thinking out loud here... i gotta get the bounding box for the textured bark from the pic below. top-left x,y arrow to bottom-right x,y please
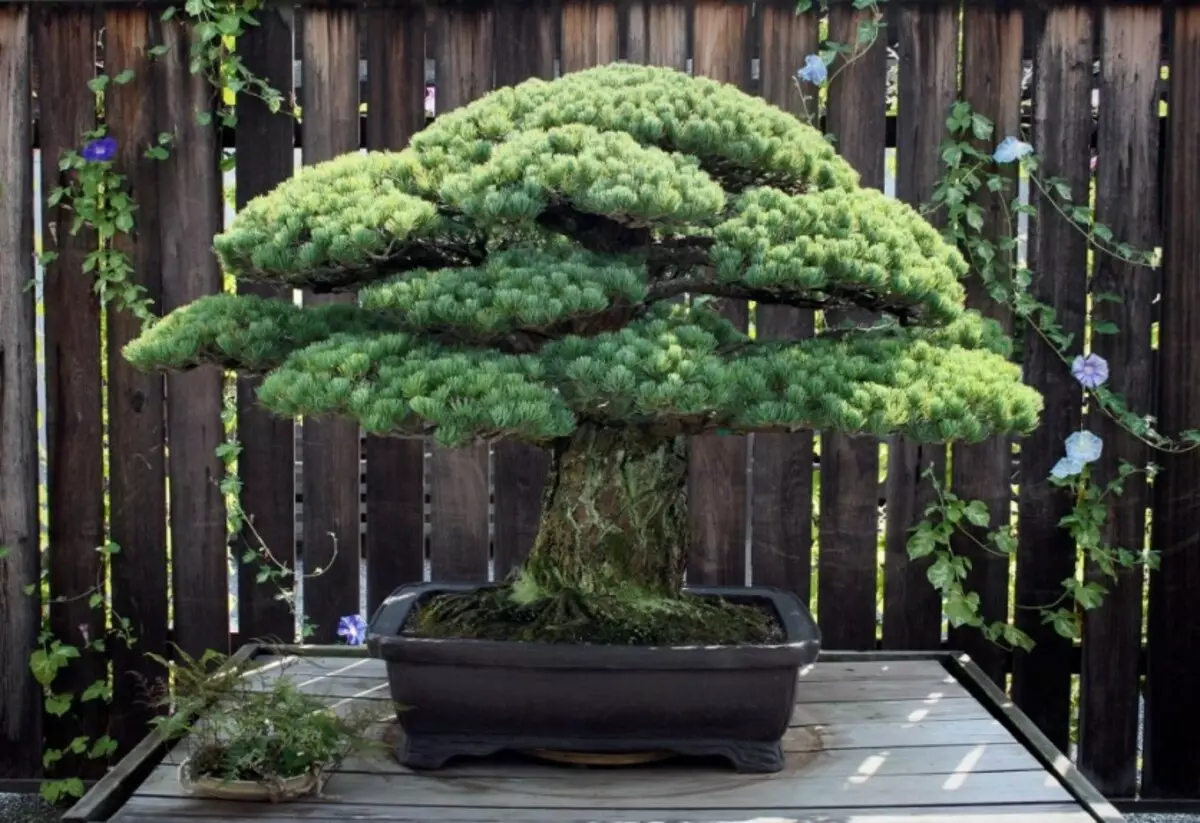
525,427 -> 688,596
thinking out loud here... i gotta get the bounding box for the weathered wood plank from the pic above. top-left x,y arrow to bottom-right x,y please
363,3 -> 426,611
948,0 -> 1022,688
560,0 -> 617,74
159,15 -> 229,660
686,0 -> 752,588
1144,1 -> 1200,801
253,656 -> 956,684
1013,4 -> 1094,752
427,4 -> 494,583
493,1 -> 557,87
622,0 -> 645,62
882,0 -> 957,651
36,5 -> 107,776
135,763 -> 1071,808
489,11 -> 555,580
751,1 -> 818,604
104,6 -> 170,753
0,3 -> 40,779
807,659 -> 952,681
818,0 -> 888,650
234,0 -> 298,644
299,6 -> 363,641
644,0 -> 686,70
115,800 -> 1098,823
1077,2 -> 1160,800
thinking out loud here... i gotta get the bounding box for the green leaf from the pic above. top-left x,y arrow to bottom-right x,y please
1092,321 -> 1119,335
161,5 -> 177,20
941,144 -> 964,167
45,693 -> 73,717
963,500 -> 990,527
68,736 -> 89,755
114,68 -> 136,85
148,44 -> 170,58
89,735 -> 119,760
196,110 -> 214,126
927,556 -> 957,590
1002,623 -> 1035,652
970,113 -> 994,140
145,146 -> 170,160
81,681 -> 111,703
87,75 -> 110,93
907,528 -> 937,560
30,650 -> 59,686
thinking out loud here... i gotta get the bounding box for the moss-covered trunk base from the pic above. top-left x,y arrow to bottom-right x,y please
410,426 -> 780,645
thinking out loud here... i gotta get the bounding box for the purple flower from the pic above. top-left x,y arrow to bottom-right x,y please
82,136 -> 118,163
797,55 -> 827,86
993,136 -> 1032,165
337,614 -> 367,645
1071,353 -> 1109,389
1065,431 -> 1103,464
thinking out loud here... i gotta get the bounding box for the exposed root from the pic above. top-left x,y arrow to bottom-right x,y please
405,584 -> 782,646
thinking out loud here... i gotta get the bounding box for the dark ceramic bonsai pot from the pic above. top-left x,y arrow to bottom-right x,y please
366,582 -> 821,773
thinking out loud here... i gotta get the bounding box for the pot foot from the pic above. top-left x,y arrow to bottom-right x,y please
396,733 -> 785,773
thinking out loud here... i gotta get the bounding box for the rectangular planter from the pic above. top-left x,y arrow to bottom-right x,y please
366,582 -> 821,773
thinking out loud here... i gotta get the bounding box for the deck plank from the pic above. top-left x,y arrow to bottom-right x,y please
109,654 -> 1104,822
134,764 -> 1071,807
116,798 -> 1097,821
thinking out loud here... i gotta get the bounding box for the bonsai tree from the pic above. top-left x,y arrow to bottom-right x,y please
126,64 -> 1041,645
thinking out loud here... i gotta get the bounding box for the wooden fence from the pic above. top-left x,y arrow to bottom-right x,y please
0,0 -> 1198,804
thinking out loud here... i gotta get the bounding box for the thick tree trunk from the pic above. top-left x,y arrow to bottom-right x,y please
523,426 -> 688,597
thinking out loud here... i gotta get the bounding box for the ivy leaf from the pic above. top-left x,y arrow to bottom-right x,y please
114,69 -> 136,85
87,74 -> 110,93
1002,623 -> 1035,652
45,692 -> 73,717
81,681 -> 112,703
907,528 -> 937,560
89,735 -> 119,760
963,500 -> 990,527
68,736 -> 89,755
927,556 -> 957,590
1092,321 -> 1119,335
1047,608 -> 1080,640
970,113 -> 993,140
30,650 -> 59,686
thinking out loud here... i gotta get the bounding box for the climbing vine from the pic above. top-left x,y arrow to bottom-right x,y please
33,0 -> 292,804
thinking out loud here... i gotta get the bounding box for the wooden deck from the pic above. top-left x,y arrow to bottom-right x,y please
70,651 -> 1123,822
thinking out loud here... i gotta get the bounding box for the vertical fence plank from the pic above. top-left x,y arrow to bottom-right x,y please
37,6 -> 107,776
1078,3 -> 1160,798
645,0 -> 686,70
0,4 -> 40,778
882,1 -> 957,651
949,0 -> 1023,687
158,17 -> 229,661
492,8 -> 556,581
1013,4 -> 1093,751
818,2 -> 887,648
751,0 -> 816,601
1145,3 -> 1200,801
560,0 -> 617,74
688,0 -> 751,587
428,4 -> 493,583
494,1 -> 556,88
300,7 -> 362,639
623,1 -> 646,63
105,7 -> 168,752
234,2 -> 297,642
363,4 -> 427,611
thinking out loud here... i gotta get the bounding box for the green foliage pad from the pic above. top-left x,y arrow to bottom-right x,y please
125,64 -> 1044,642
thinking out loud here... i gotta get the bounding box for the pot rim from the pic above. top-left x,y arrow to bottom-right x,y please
366,582 -> 822,670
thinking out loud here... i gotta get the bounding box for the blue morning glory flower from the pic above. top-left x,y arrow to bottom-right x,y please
1065,431 -> 1103,464
797,55 -> 828,86
337,614 -> 367,645
993,136 -> 1032,164
1071,353 -> 1109,389
82,136 -> 118,163
1050,455 -> 1085,480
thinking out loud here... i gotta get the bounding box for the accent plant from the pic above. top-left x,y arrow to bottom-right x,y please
125,64 -> 1042,646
